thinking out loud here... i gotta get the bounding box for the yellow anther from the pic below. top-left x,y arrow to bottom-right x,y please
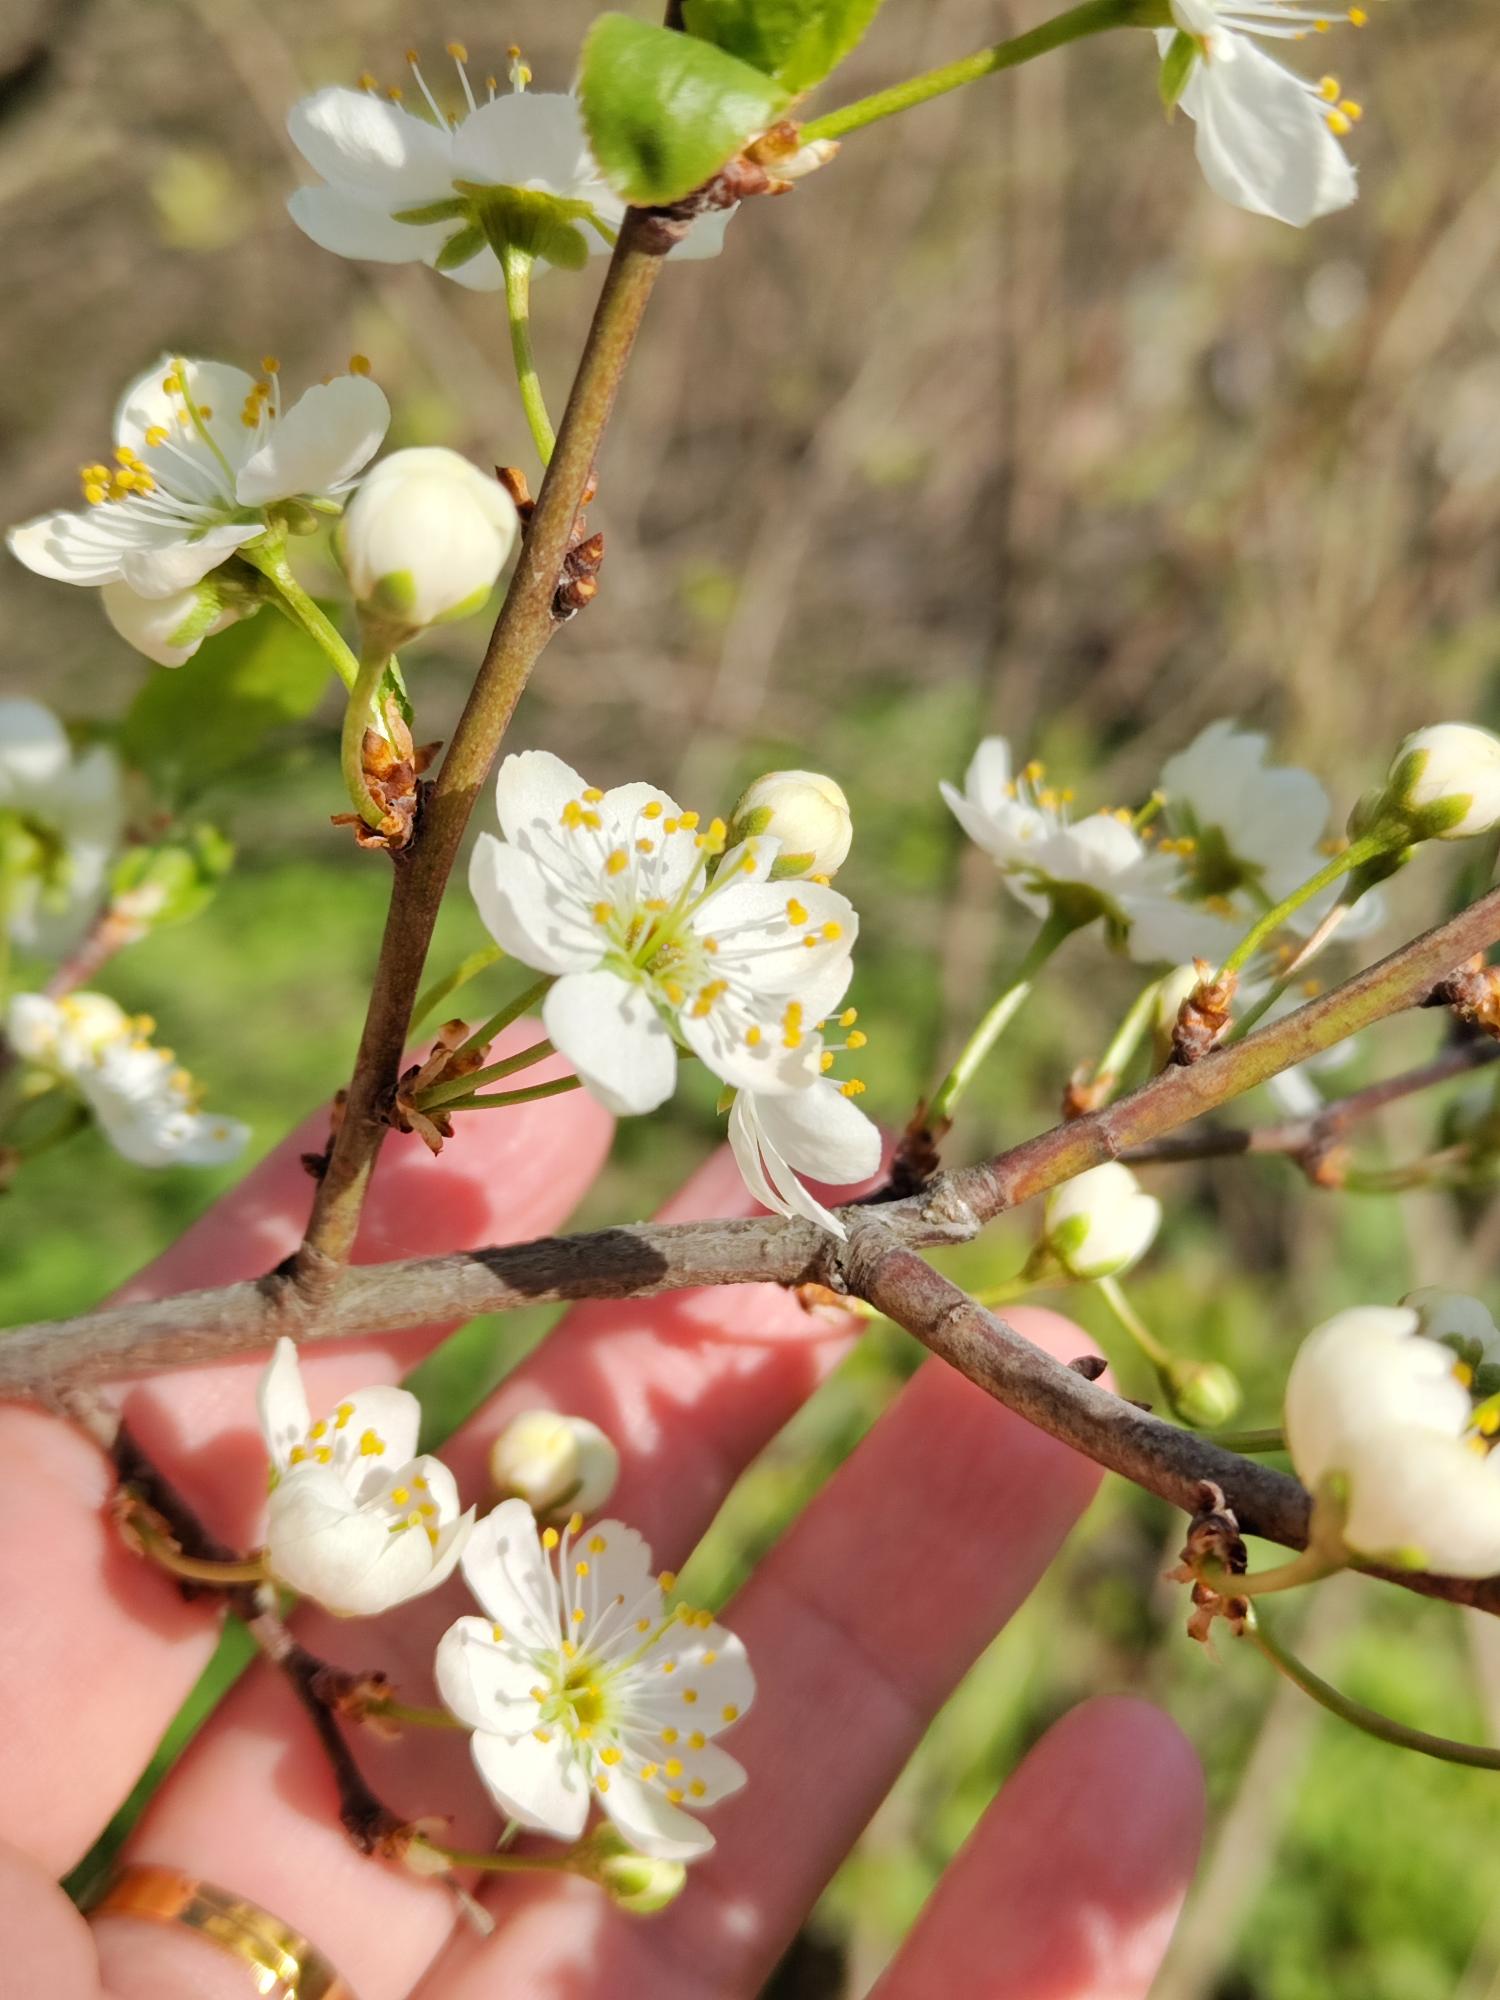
696,1610 -> 713,1628
786,898 -> 809,925
701,1649 -> 717,1664
641,800 -> 663,819
682,1688 -> 699,1705
390,1486 -> 410,1505
1348,5 -> 1367,20
144,425 -> 170,447
572,1607 -> 586,1624
405,1510 -> 423,1530
1327,109 -> 1351,135
840,1078 -> 867,1098
1318,74 -> 1340,99
636,1617 -> 652,1633
542,1526 -> 560,1549
315,1446 -> 333,1465
561,1639 -> 577,1659
689,1730 -> 706,1748
661,1727 -> 679,1745
533,1727 -> 553,1743
593,903 -> 613,925
446,39 -> 469,59
662,1660 -> 676,1675
358,71 -> 379,91
289,1445 -> 309,1465
1455,1362 -> 1476,1389
704,938 -> 719,955
600,1746 -> 622,1765
696,817 -> 728,851
405,46 -> 420,63
663,817 -> 679,835
659,1570 -> 677,1591
309,1420 -> 328,1440
568,1511 -> 583,1536
640,1762 -> 659,1780
413,1476 -> 428,1491
1315,15 -> 1330,28
1340,99 -> 1363,120
722,1704 -> 739,1723
596,1773 -> 610,1792
1480,1409 -> 1500,1437
678,811 -> 700,831
335,1401 -> 355,1428
348,354 -> 372,377
664,1758 -> 684,1778
359,1428 -> 386,1456
810,873 -> 831,886
605,848 -> 629,876
645,898 -> 668,912
489,1623 -> 504,1643
530,1685 -> 547,1701
820,1052 -> 835,1073
666,1787 -> 685,1805
782,1002 -> 804,1050
575,1560 -> 590,1577
589,1534 -> 607,1552
1024,760 -> 1044,783
581,786 -> 604,803
662,979 -> 685,1007
386,85 -> 405,100
746,1025 -> 764,1047
636,838 -> 656,855
821,921 -> 843,942
846,1029 -> 868,1049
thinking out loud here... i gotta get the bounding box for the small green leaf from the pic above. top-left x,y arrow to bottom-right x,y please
120,606 -> 331,796
111,824 -> 235,929
1158,29 -> 1198,114
682,0 -> 887,94
580,14 -> 788,206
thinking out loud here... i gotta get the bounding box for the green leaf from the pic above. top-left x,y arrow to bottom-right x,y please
111,824 -> 235,929
580,14 -> 788,206
682,0 -> 887,94
120,605 -> 331,795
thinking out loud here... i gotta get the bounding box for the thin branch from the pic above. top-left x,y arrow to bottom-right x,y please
9,885 -> 1500,1394
1122,1037 -> 1499,1168
296,210 -> 677,1285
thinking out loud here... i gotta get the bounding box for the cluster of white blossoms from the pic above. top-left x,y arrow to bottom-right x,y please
0,697 -> 124,957
254,1345 -> 746,1872
285,48 -> 730,291
5,992 -> 247,1168
469,751 -> 880,1234
1285,1292 -> 1500,1577
1157,0 -> 1368,228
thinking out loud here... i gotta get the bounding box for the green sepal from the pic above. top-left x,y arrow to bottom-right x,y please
392,197 -> 470,225
1158,29 -> 1197,114
434,222 -> 487,273
768,850 -> 816,880
580,14 -> 789,206
461,184 -> 595,269
681,0 -> 887,94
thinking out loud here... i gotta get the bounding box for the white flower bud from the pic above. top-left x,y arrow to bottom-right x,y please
339,447 -> 520,634
729,770 -> 853,880
1042,1162 -> 1161,1280
487,1409 -> 619,1520
102,577 -> 245,668
1381,724 -> 1500,841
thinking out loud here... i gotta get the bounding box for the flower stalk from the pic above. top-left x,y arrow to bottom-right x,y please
243,540 -> 363,694
927,907 -> 1082,1132
341,643 -> 398,833
501,245 -> 557,467
1216,832 -> 1392,985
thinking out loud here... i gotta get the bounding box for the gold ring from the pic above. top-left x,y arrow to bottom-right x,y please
90,1864 -> 357,1998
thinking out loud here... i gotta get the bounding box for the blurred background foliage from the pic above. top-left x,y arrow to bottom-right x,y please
4,0 -> 1500,1991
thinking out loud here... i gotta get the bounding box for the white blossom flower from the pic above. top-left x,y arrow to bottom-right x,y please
0,699 -> 124,955
1378,724 -> 1500,842
1041,1161 -> 1162,1280
1157,0 -> 1363,228
1284,1303 -> 1500,1576
339,446 -> 520,633
8,354 -> 388,601
729,770 -> 853,880
436,1499 -> 753,1860
287,55 -> 730,291
489,1410 -> 620,1520
728,1067 -> 881,1240
468,751 -> 858,1116
257,1338 -> 474,1617
1158,720 -> 1381,941
101,576 -> 251,669
941,737 -> 1242,966
5,991 -> 247,1168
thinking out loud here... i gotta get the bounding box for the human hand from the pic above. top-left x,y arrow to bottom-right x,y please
1,1070 -> 1203,1999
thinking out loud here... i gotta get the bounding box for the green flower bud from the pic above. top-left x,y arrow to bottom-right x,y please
1164,1358 -> 1243,1430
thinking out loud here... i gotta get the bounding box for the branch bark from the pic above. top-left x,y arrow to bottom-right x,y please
8,883 -> 1500,1391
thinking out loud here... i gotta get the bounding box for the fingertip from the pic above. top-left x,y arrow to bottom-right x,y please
1039,1695 -> 1206,1845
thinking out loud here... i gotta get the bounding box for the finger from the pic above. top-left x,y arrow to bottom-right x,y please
419,1311 -> 1107,1999
1,1043 -> 612,1873
872,1698 -> 1204,2000
93,1147 -> 866,2000
0,1838 -> 101,2000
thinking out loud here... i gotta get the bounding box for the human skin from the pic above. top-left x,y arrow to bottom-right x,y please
0,1043 -> 1203,1998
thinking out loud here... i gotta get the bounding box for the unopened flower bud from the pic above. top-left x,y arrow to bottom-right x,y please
1042,1162 -> 1161,1280
339,447 -> 520,637
582,1829 -> 687,1914
729,770 -> 852,880
102,577 -> 249,668
1372,724 -> 1500,843
1163,1357 -> 1243,1430
488,1409 -> 619,1520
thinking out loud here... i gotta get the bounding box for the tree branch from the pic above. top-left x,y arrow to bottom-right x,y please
8,884 -> 1500,1392
296,211 -> 674,1284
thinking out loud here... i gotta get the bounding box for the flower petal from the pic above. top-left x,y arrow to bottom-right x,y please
287,87 -> 455,201
1284,1307 -> 1471,1489
1181,35 -> 1357,228
1342,1425 -> 1500,1577
544,969 -> 677,1116
754,1082 -> 882,1188
494,749 -> 593,846
597,1769 -> 715,1862
8,509 -> 133,587
286,184 -> 453,267
118,523 -> 266,598
450,92 -> 598,196
115,356 -> 261,480
237,377 -> 390,506
467,833 -> 600,975
460,1496 -> 558,1646
471,1726 -> 591,1839
257,1337 -> 310,1474
434,1615 -> 546,1733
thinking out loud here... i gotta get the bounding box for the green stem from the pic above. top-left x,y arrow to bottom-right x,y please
417,1038 -> 556,1110
369,1700 -> 466,1731
801,0 -> 1143,144
1095,1273 -> 1174,1372
972,1272 -> 1050,1309
1089,978 -> 1163,1104
410,944 -> 506,1037
414,1838 -> 574,1875
1217,834 -> 1391,983
439,1075 -> 582,1114
243,543 -> 362,693
1222,1544 -> 1345,1601
340,645 -> 395,833
503,246 -> 556,467
454,976 -> 554,1060
1247,1609 -> 1500,1770
927,908 -> 1081,1128
1211,1427 -> 1286,1454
